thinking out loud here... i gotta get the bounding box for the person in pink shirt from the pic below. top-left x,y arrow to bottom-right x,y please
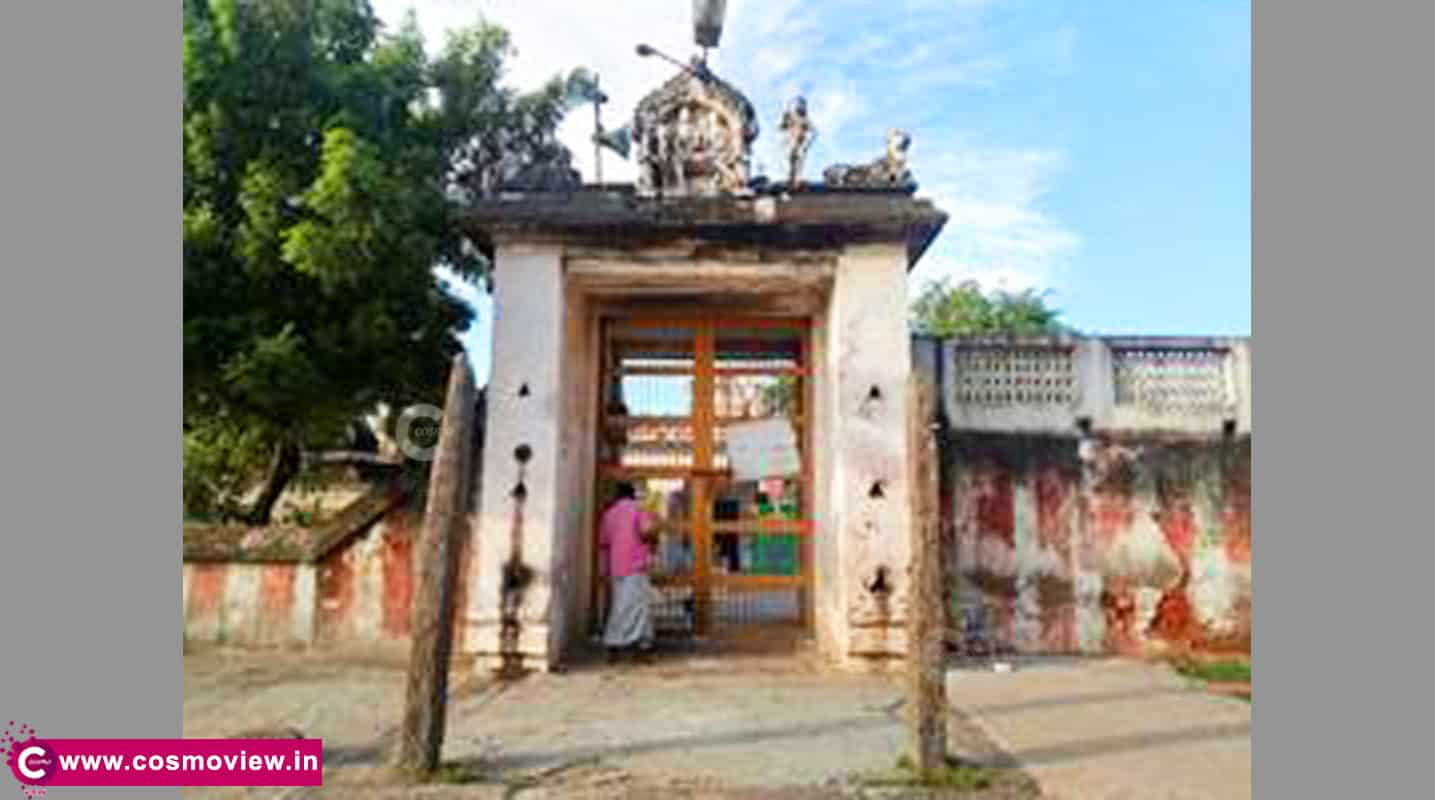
599,482 -> 660,660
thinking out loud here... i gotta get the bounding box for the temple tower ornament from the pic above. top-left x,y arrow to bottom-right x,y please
631,57 -> 759,197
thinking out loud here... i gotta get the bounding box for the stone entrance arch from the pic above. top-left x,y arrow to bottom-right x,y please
457,189 -> 946,673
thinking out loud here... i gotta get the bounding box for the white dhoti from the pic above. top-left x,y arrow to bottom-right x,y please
604,573 -> 656,649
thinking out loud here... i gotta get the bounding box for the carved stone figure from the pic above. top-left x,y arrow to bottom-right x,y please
635,106 -> 664,194
631,57 -> 758,196
822,128 -> 914,189
779,95 -> 817,187
710,106 -> 750,193
675,107 -> 699,192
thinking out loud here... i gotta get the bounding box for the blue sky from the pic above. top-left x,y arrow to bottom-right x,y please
376,1 -> 1250,384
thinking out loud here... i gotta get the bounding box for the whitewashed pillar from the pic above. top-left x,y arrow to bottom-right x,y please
464,243 -> 567,672
826,243 -> 915,665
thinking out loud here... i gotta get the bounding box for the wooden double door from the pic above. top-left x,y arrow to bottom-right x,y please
592,316 -> 815,640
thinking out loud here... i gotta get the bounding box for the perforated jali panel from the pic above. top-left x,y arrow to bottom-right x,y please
1112,347 -> 1231,415
952,347 -> 1078,406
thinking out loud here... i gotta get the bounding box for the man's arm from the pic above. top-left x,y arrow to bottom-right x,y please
639,511 -> 662,547
597,522 -> 610,577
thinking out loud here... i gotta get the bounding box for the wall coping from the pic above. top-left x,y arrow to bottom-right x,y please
460,187 -> 948,270
926,334 -> 1252,438
182,477 -> 413,565
942,334 -> 1248,348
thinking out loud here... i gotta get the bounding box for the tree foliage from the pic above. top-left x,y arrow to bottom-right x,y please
183,0 -> 588,522
909,278 -> 1069,337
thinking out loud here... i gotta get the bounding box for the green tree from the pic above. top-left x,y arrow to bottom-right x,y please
183,0 -> 589,523
909,278 -> 1069,337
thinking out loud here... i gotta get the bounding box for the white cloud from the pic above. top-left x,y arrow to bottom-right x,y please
748,42 -> 807,85
911,146 -> 1080,293
841,31 -> 893,63
910,55 -> 1008,89
739,0 -> 814,40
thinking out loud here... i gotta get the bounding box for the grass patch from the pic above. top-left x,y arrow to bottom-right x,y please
1172,658 -> 1251,684
863,755 -> 1000,792
394,762 -> 484,785
428,763 -> 483,784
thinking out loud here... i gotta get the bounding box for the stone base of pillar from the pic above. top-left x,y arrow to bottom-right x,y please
846,624 -> 909,671
462,620 -> 556,675
471,653 -> 561,675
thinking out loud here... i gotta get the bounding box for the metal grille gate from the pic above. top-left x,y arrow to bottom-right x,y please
591,316 -> 814,644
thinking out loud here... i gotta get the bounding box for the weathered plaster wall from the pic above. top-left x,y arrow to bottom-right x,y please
183,562 -> 315,646
313,512 -> 419,645
948,434 -> 1251,655
465,243 -> 568,671
928,334 -> 1252,657
182,509 -> 456,648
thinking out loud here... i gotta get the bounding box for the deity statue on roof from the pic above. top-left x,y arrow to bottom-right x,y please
822,128 -> 915,190
779,95 -> 817,188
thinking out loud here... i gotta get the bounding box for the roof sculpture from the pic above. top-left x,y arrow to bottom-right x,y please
632,58 -> 759,197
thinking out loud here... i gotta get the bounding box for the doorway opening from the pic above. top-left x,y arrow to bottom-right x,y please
590,316 -> 815,651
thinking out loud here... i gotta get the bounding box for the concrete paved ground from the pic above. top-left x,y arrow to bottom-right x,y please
444,652 -> 905,785
947,657 -> 1252,800
183,643 -> 1036,798
184,645 -> 1251,799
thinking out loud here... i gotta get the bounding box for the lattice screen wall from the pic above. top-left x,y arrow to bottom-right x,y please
1111,347 -> 1232,416
951,347 -> 1078,407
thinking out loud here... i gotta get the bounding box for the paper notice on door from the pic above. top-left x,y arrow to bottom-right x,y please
725,418 -> 801,481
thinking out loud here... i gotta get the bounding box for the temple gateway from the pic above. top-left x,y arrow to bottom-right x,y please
458,32 -> 948,671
